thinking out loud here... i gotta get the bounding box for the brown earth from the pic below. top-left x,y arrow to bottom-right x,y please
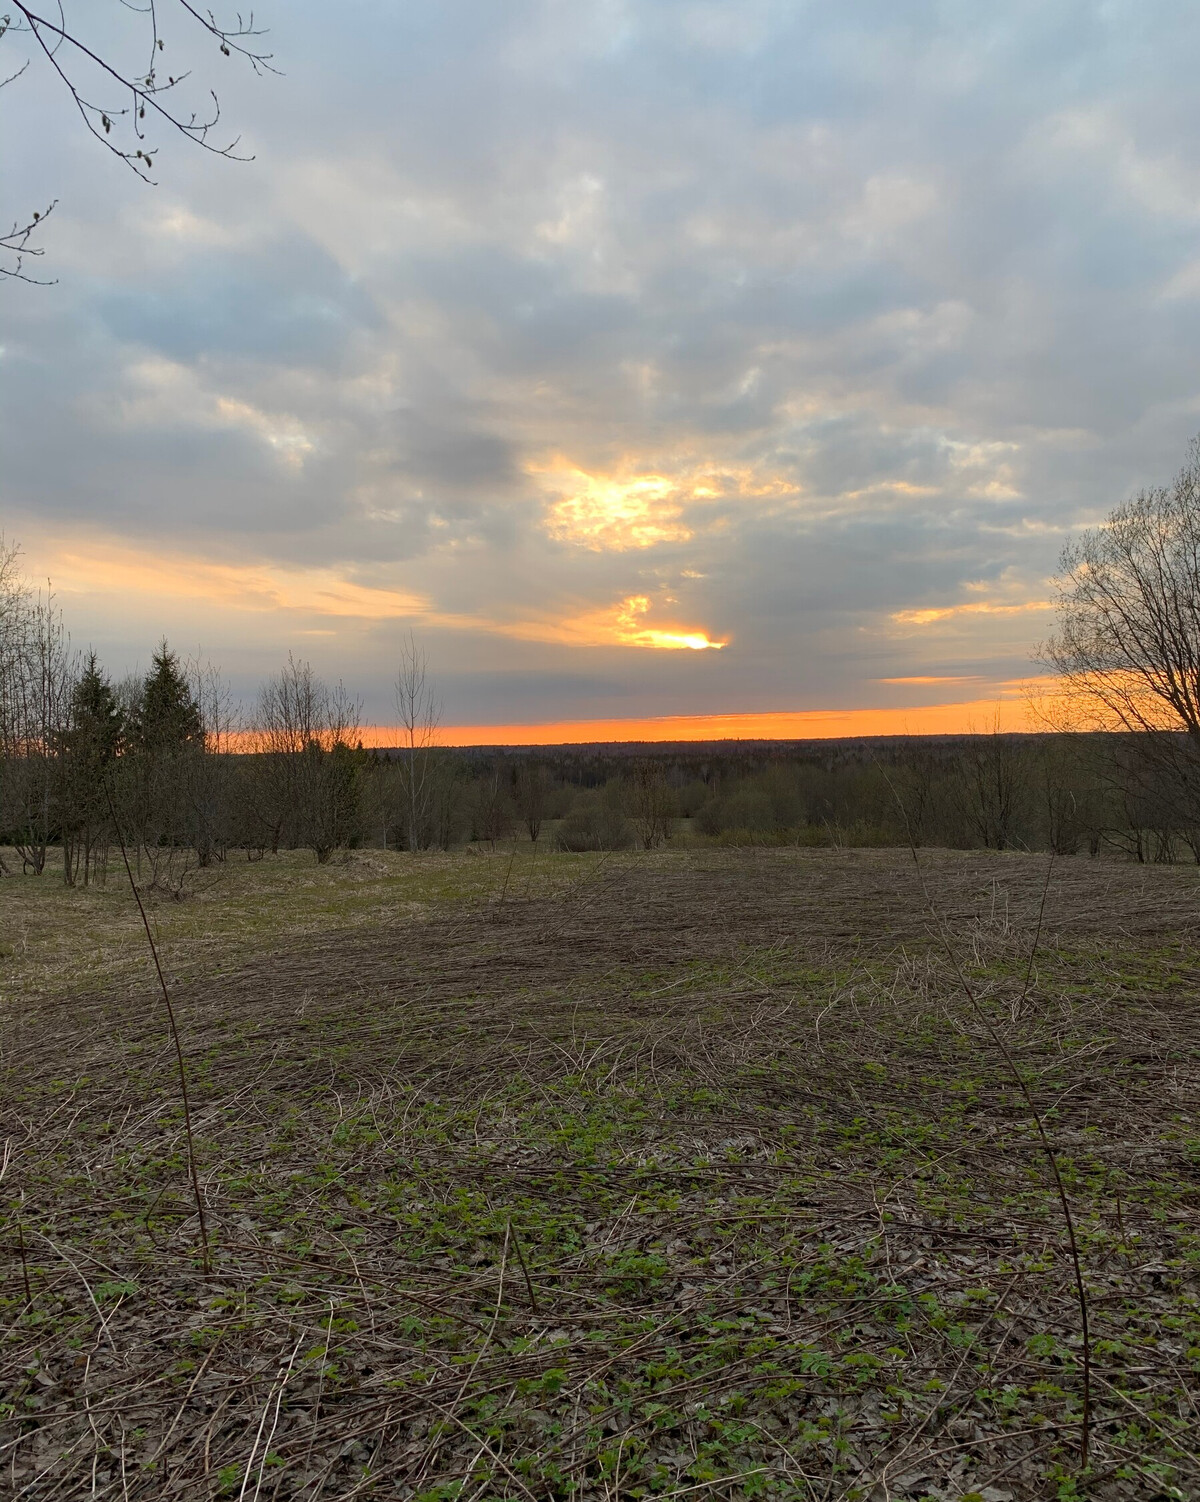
3,848 -> 1199,1499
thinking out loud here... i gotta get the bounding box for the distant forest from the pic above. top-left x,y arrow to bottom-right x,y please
420,731 -> 1199,863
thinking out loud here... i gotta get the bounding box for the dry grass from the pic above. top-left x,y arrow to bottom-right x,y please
0,844 -> 590,1003
2,847 -> 1199,1499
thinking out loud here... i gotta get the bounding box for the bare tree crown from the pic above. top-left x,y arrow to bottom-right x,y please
1041,439 -> 1200,738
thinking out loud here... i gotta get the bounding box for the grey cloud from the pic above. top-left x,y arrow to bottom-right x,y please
437,670 -> 630,723
95,240 -> 381,368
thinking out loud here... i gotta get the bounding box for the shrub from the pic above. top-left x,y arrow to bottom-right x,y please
556,786 -> 633,851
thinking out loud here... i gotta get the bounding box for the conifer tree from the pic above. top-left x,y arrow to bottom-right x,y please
71,653 -> 124,761
135,643 -> 203,754
61,653 -> 124,885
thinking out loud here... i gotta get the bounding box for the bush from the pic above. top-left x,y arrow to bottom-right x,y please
555,786 -> 633,851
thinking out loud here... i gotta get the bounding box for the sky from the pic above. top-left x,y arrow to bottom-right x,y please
5,1 -> 1200,741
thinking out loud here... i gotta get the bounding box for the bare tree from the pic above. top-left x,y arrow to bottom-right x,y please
890,743 -> 943,847
306,680 -> 364,864
251,655 -> 362,862
0,537 -> 28,872
1040,438 -> 1200,842
955,714 -> 1023,851
394,632 -> 441,854
472,768 -> 514,850
0,561 -> 74,874
0,200 -> 56,284
250,653 -> 324,853
1042,440 -> 1200,739
183,652 -> 238,865
515,760 -> 550,843
2,3 -> 274,277
626,760 -> 675,849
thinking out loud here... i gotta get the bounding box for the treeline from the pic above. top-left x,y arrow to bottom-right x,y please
6,539 -> 1200,886
466,730 -> 1200,860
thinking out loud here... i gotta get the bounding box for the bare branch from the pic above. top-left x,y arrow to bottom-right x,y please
2,3 -> 274,270
8,2 -> 274,180
0,199 -> 57,282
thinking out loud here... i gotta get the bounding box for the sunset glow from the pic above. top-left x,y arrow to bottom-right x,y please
351,695 -> 1034,749
42,540 -> 727,657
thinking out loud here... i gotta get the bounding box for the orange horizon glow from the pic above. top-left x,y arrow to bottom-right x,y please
347,696 -> 1034,749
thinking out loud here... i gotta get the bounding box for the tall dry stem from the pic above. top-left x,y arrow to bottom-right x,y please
883,771 -> 1091,1469
104,780 -> 211,1274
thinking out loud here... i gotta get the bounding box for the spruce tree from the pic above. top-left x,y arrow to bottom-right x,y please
61,653 -> 125,885
135,643 -> 204,753
70,653 -> 124,763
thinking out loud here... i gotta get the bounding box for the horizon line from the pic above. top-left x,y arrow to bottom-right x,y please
356,696 -> 1035,749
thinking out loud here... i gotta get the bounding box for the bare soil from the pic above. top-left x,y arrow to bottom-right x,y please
3,847 -> 1199,1499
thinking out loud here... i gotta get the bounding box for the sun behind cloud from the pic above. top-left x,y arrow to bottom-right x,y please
531,454 -> 798,552
502,593 -> 727,651
607,595 -> 726,650
535,460 -> 693,550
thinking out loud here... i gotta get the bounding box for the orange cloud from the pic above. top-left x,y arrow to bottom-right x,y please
893,600 -> 1052,625
48,542 -> 430,621
877,675 -> 983,685
502,594 -> 727,651
41,538 -> 725,652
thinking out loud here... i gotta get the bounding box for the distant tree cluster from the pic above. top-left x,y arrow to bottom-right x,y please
0,541 -> 547,886
1,539 -> 376,887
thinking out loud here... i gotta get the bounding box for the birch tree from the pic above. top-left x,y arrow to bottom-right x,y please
394,632 -> 441,853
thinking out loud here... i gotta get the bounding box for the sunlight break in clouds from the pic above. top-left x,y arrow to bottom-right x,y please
536,462 -> 693,551
535,457 -> 797,553
504,595 -> 727,652
602,596 -> 726,651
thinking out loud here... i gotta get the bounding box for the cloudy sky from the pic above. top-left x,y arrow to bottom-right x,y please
4,1 -> 1200,739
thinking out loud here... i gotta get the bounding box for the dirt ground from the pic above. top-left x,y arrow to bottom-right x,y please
2,847 -> 1199,1499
